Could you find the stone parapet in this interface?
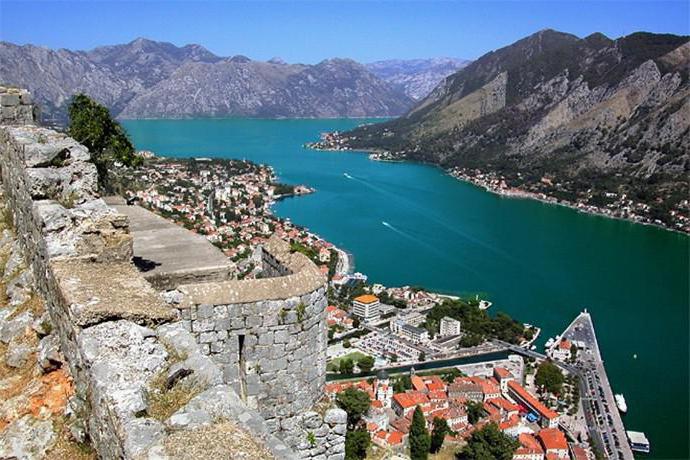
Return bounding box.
[0,85,37,125]
[0,113,302,458]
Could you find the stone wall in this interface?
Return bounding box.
[173,236,335,454]
[0,89,342,459]
[0,86,37,126]
[0,110,307,458]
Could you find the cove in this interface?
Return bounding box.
[122,118,689,459]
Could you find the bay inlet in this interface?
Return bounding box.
[123,118,689,459]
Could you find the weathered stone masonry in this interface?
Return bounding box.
[0,89,345,459]
[177,236,330,442]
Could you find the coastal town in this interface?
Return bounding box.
[111,152,647,460]
[307,132,690,234]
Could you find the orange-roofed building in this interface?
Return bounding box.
[507,381,559,428]
[487,397,521,418]
[552,339,573,361]
[352,294,381,322]
[514,433,545,460]
[392,391,429,417]
[537,428,569,459]
[494,367,515,393]
[411,375,426,392]
[569,444,589,460]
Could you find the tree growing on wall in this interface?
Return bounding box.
[67,93,142,190]
[409,406,431,460]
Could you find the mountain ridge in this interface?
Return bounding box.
[321,30,690,231]
[0,38,425,123]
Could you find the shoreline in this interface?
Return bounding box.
[305,144,688,236]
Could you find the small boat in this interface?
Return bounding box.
[545,337,555,348]
[615,394,628,413]
[627,431,650,453]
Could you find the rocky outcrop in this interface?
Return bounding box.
[0,39,413,123]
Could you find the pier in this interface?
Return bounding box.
[555,311,634,460]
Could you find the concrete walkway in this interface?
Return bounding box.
[106,197,235,290]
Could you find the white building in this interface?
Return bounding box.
[398,310,426,327]
[390,319,430,344]
[439,316,462,337]
[352,295,381,322]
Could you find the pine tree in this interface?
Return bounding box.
[429,417,449,453]
[409,406,430,460]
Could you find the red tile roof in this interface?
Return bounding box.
[537,428,568,451]
[393,391,429,409]
[508,381,559,420]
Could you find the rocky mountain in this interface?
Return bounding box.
[0,38,414,123]
[366,57,470,100]
[335,30,690,230]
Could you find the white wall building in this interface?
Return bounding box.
[352,295,381,322]
[440,316,462,337]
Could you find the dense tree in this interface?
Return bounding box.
[409,406,431,460]
[465,401,486,424]
[424,299,525,345]
[357,355,375,373]
[392,375,411,393]
[67,93,141,189]
[535,361,565,395]
[456,423,519,460]
[336,388,371,428]
[339,358,354,375]
[345,428,370,460]
[430,417,449,453]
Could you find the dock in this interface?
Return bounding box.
[557,311,635,460]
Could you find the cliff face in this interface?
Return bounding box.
[0,39,413,123]
[366,57,470,100]
[340,31,690,229]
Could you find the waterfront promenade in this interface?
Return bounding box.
[558,312,634,460]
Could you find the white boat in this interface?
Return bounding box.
[627,431,650,453]
[615,394,628,413]
[545,337,555,348]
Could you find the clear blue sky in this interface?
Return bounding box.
[1,1,688,63]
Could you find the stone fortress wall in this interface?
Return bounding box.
[175,236,329,442]
[0,86,344,459]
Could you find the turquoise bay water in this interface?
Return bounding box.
[123,118,689,459]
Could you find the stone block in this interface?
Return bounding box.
[0,94,20,106]
[197,304,214,319]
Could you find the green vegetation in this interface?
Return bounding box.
[327,352,371,373]
[339,358,354,375]
[272,183,295,196]
[336,388,371,428]
[67,93,142,190]
[535,360,565,395]
[357,355,375,373]
[410,406,431,460]
[456,423,519,460]
[465,401,486,424]
[430,417,449,453]
[392,374,412,393]
[424,299,525,345]
[345,428,370,460]
[337,386,372,459]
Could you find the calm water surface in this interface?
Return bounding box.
[123,118,689,459]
